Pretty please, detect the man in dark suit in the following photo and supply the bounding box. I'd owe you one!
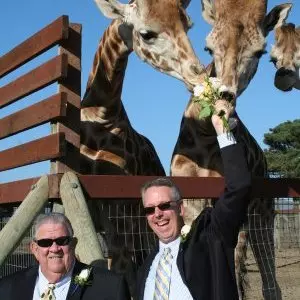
[0,212,130,300]
[137,100,252,300]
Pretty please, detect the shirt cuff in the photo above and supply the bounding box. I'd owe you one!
[217,132,237,149]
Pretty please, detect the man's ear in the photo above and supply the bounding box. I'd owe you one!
[179,201,185,218]
[263,3,292,36]
[30,241,38,260]
[201,0,215,25]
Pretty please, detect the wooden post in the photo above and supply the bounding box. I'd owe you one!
[274,213,281,250]
[60,172,104,264]
[0,175,49,266]
[51,22,82,214]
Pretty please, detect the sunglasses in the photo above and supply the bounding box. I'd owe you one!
[143,201,179,216]
[34,236,72,248]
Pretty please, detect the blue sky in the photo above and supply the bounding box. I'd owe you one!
[0,0,299,183]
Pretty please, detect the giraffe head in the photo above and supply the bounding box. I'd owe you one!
[270,5,300,91]
[201,0,292,101]
[94,0,205,91]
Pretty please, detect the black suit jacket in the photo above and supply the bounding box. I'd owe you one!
[137,143,252,300]
[0,260,130,300]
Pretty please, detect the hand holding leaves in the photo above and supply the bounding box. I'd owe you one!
[193,77,233,131]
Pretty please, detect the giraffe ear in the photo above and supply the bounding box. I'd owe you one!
[201,0,215,25]
[263,3,292,36]
[94,0,128,19]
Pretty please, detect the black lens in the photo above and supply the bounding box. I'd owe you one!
[144,206,155,215]
[36,236,71,247]
[158,202,172,211]
[55,236,71,246]
[143,202,173,215]
[36,239,53,247]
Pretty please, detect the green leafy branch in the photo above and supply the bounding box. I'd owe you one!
[192,76,230,131]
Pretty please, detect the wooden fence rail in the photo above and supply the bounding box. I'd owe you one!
[0,15,81,176]
[1,175,299,204]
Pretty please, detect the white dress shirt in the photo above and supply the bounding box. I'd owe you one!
[33,263,74,300]
[143,237,193,300]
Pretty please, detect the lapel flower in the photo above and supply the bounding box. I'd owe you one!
[180,224,191,242]
[74,267,92,287]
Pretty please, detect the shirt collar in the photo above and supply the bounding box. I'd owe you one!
[38,260,75,290]
[159,237,181,257]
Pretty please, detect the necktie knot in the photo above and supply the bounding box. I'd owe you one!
[163,247,172,260]
[41,283,56,300]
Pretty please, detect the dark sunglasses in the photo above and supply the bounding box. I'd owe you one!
[143,201,179,216]
[34,236,72,248]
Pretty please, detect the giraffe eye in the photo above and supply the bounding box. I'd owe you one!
[139,30,158,42]
[255,50,267,59]
[204,46,213,56]
[269,57,278,66]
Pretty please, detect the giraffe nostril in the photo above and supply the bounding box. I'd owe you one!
[219,91,235,103]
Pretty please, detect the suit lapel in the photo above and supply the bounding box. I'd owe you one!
[178,208,213,299]
[67,261,88,300]
[138,250,157,300]
[176,244,188,286]
[13,266,38,300]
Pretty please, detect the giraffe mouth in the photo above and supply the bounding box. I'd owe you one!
[274,67,297,91]
[294,68,300,90]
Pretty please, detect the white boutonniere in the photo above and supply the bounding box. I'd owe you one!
[180,224,192,242]
[74,267,92,287]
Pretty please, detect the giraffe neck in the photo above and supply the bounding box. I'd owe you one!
[81,20,132,122]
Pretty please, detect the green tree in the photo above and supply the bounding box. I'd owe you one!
[263,119,300,178]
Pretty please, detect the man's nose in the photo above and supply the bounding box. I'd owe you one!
[49,242,60,251]
[154,207,163,217]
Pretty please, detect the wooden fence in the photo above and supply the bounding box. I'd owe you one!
[0,15,81,175]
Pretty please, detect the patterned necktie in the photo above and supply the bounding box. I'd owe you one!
[153,247,173,300]
[41,283,56,300]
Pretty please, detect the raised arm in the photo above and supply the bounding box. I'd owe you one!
[211,100,252,246]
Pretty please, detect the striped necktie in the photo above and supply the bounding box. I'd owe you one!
[153,247,173,300]
[41,283,56,300]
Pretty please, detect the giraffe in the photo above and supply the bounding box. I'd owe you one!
[201,0,292,99]
[80,0,204,291]
[171,1,292,299]
[269,4,300,91]
[171,65,272,300]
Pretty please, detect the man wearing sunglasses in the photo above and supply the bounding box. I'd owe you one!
[0,212,130,299]
[136,100,252,300]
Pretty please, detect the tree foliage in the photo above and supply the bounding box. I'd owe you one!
[263,119,300,178]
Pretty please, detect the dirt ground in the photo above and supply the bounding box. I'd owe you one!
[244,248,300,300]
